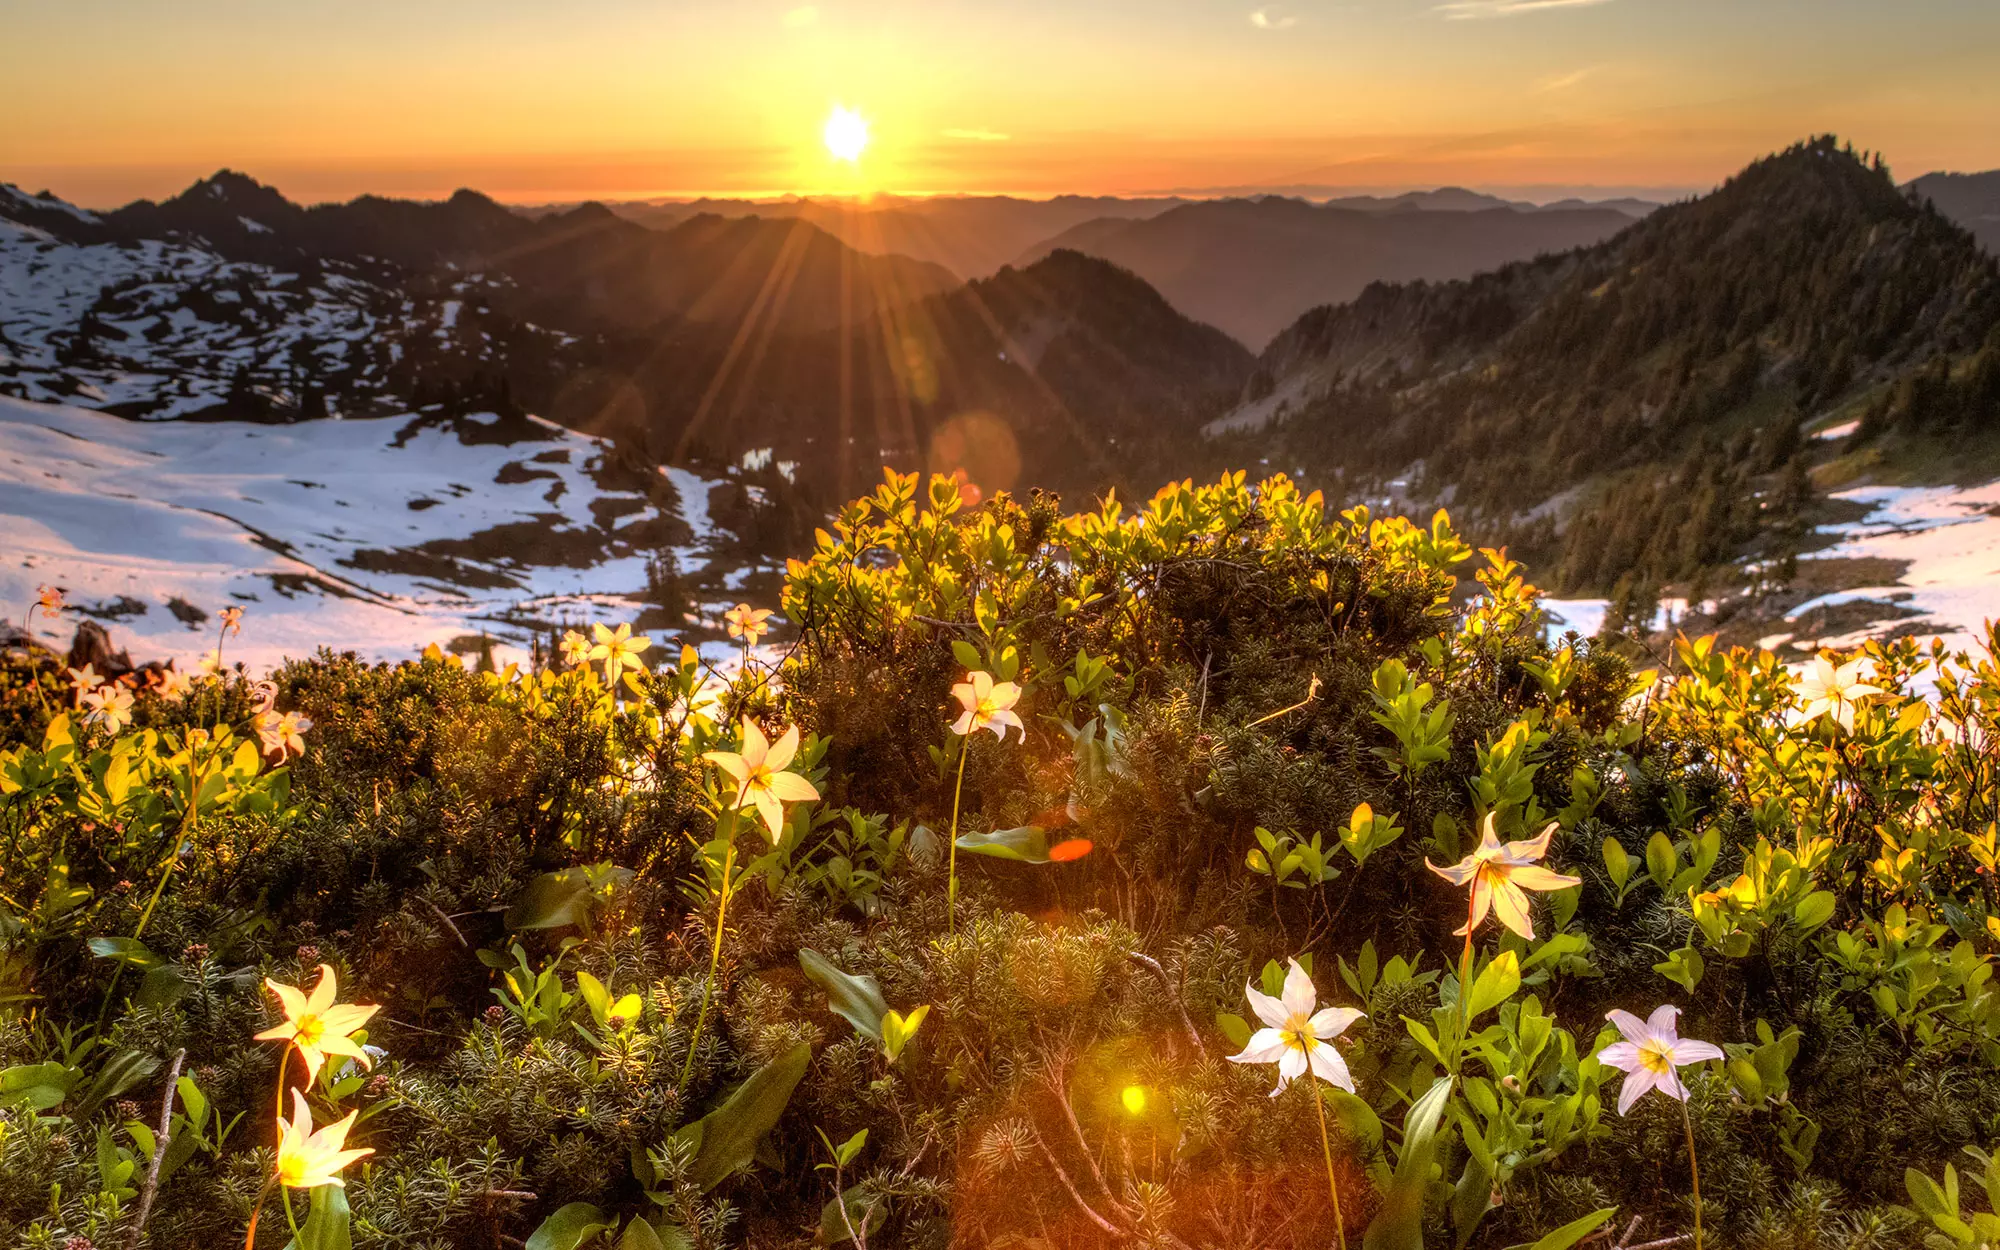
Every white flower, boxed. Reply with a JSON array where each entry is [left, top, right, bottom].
[[1426, 813, 1580, 941], [1792, 655, 1881, 734], [1596, 1005, 1723, 1114], [949, 670, 1023, 741], [1227, 958, 1364, 1096]]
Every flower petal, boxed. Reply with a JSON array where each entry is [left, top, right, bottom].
[[1428, 856, 1476, 886], [305, 965, 339, 1016], [951, 710, 975, 736], [268, 978, 309, 1021], [765, 724, 801, 773], [1245, 983, 1289, 1031], [1645, 1004, 1682, 1038], [739, 718, 770, 767], [752, 790, 786, 841], [1596, 1041, 1642, 1073], [1280, 959, 1317, 1020], [1507, 865, 1582, 893], [1274, 1045, 1308, 1093], [1503, 821, 1558, 863], [1670, 1039, 1724, 1066], [1309, 1006, 1365, 1040], [704, 751, 749, 783], [1605, 1009, 1651, 1045], [1307, 1040, 1356, 1093], [764, 771, 820, 802], [1489, 880, 1536, 940], [1228, 1028, 1289, 1066], [1616, 1067, 1658, 1115], [1454, 876, 1495, 936]]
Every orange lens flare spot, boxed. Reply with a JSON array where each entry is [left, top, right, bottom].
[[1049, 837, 1094, 862]]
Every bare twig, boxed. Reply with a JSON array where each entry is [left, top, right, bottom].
[[1126, 950, 1204, 1053], [1029, 1125, 1126, 1238], [422, 895, 470, 948], [129, 1047, 186, 1250]]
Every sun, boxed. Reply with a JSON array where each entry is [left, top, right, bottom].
[[823, 106, 869, 162]]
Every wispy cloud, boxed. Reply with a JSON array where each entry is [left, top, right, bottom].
[[1435, 0, 1613, 19], [782, 5, 818, 28], [1534, 66, 1598, 92], [942, 128, 1011, 142], [1249, 8, 1299, 29]]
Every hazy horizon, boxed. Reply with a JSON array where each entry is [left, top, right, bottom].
[[7, 0, 1997, 209]]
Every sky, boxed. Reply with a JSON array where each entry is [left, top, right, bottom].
[[4, 0, 1998, 207]]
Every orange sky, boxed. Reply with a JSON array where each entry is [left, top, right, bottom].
[[5, 0, 1998, 207]]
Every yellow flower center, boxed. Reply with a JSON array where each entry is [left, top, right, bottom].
[[277, 1151, 309, 1186], [1638, 1039, 1674, 1074], [296, 1014, 325, 1048], [1284, 1014, 1317, 1053]]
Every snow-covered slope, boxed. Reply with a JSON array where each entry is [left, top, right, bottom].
[[0, 211, 553, 419], [0, 395, 745, 671]]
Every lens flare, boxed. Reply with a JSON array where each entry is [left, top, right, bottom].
[[1120, 1084, 1148, 1115], [823, 107, 869, 162]]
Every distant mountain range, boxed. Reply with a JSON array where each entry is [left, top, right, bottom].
[[1907, 170, 2000, 256], [1014, 196, 1647, 348], [6, 142, 2000, 599], [0, 173, 1247, 502], [1233, 137, 2000, 595]]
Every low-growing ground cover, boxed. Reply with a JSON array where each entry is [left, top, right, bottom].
[[4, 470, 2000, 1250]]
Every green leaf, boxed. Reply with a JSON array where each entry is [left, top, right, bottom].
[[1504, 1207, 1619, 1250], [1363, 1076, 1454, 1250], [687, 1042, 812, 1191], [619, 1219, 665, 1250], [950, 640, 983, 671], [1216, 1011, 1252, 1050], [820, 1186, 887, 1245], [1653, 946, 1705, 994], [1450, 1150, 1496, 1250], [137, 963, 194, 1009], [1601, 838, 1632, 890], [882, 1005, 928, 1063], [1645, 831, 1676, 890], [1466, 951, 1521, 1022], [284, 1182, 354, 1250], [953, 825, 1050, 863], [798, 950, 889, 1042], [0, 1061, 76, 1111], [1793, 890, 1837, 931], [505, 864, 633, 931], [87, 936, 162, 969], [524, 1203, 611, 1250]]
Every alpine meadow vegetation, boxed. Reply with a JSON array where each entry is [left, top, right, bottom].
[[5, 470, 2000, 1250]]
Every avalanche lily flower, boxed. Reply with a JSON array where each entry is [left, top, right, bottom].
[[275, 1089, 372, 1189], [1427, 813, 1580, 941], [83, 684, 134, 734], [588, 622, 652, 685], [950, 670, 1023, 741], [1228, 958, 1364, 1096], [154, 666, 194, 700], [258, 710, 314, 761], [1792, 655, 1881, 734], [1596, 1005, 1722, 1250], [724, 603, 773, 644], [559, 628, 591, 668], [67, 663, 102, 698], [220, 606, 244, 637], [35, 584, 65, 617], [1225, 957, 1361, 1248], [1597, 1004, 1723, 1114], [251, 679, 280, 715], [255, 964, 380, 1085], [703, 718, 820, 842]]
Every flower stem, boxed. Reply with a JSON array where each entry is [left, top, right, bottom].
[[273, 1046, 288, 1144], [946, 741, 969, 936], [1680, 1095, 1704, 1250], [281, 1183, 303, 1245], [1452, 892, 1476, 1071], [1310, 1078, 1348, 1250], [679, 807, 740, 1087]]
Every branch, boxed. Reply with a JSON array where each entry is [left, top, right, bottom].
[[1029, 1125, 1126, 1238], [128, 1047, 186, 1250], [1126, 950, 1204, 1054]]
